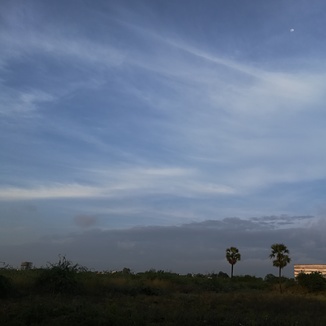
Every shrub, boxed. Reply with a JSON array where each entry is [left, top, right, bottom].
[[264, 273, 278, 283], [0, 274, 13, 298], [122, 267, 132, 275], [215, 271, 229, 278], [35, 255, 85, 294], [296, 272, 326, 292]]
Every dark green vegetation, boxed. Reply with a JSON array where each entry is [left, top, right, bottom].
[[1, 258, 326, 325], [297, 272, 326, 292]]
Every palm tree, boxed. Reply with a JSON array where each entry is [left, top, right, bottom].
[[269, 243, 291, 292], [226, 247, 241, 278]]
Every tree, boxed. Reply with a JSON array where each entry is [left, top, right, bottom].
[[269, 243, 291, 293], [36, 255, 86, 294], [296, 272, 326, 292], [226, 247, 241, 278]]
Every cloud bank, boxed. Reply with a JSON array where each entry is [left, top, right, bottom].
[[1, 215, 324, 277]]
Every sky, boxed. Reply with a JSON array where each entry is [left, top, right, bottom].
[[1, 0, 326, 277]]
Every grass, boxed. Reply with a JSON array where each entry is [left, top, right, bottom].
[[1, 291, 326, 325], [0, 266, 326, 325]]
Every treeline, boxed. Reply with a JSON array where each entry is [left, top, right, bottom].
[[0, 255, 325, 298], [1, 256, 326, 325]]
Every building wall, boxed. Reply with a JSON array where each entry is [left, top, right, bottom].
[[294, 264, 326, 278]]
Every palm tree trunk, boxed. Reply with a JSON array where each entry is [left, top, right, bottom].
[[231, 264, 234, 278], [279, 267, 282, 293]]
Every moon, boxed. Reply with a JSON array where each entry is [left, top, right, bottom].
[[290, 28, 295, 32]]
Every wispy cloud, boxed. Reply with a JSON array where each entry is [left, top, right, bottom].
[[0, 166, 236, 201], [117, 19, 326, 113], [1, 0, 326, 256], [0, 184, 100, 201], [0, 23, 125, 69], [0, 86, 55, 117]]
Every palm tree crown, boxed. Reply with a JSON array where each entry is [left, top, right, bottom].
[[226, 247, 241, 278], [269, 243, 291, 293], [269, 243, 291, 277]]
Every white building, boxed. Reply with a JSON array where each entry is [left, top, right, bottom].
[[294, 264, 326, 278]]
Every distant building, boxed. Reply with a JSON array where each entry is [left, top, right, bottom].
[[21, 261, 33, 270], [294, 264, 326, 278]]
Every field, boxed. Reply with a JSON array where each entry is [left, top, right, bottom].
[[1, 262, 326, 325]]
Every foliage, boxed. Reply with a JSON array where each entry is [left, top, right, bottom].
[[269, 243, 291, 277], [225, 246, 241, 278], [1, 289, 326, 325], [269, 243, 291, 293], [264, 273, 278, 283], [296, 272, 326, 292], [120, 267, 132, 275], [216, 271, 229, 278], [0, 263, 13, 270], [35, 255, 85, 294], [0, 261, 326, 325], [0, 274, 13, 298]]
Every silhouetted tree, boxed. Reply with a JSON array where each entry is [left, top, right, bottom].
[[226, 247, 241, 278], [296, 272, 326, 292], [269, 243, 291, 292]]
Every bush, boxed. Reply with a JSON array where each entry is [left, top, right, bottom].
[[264, 273, 278, 283], [217, 271, 229, 278], [296, 272, 326, 292], [35, 255, 85, 294], [0, 274, 13, 298]]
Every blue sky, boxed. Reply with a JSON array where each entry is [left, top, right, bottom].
[[1, 0, 326, 275]]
